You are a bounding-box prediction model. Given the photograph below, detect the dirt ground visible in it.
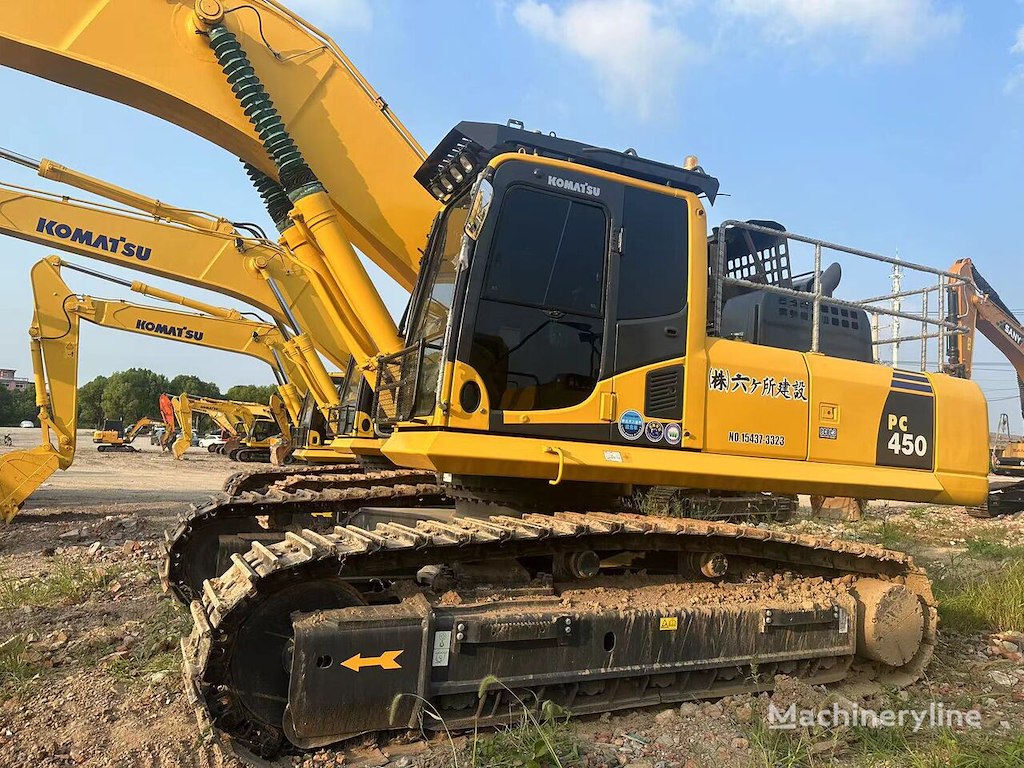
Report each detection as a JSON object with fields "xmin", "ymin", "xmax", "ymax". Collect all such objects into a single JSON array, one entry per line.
[{"xmin": 1, "ymin": 427, "xmax": 1023, "ymax": 768}]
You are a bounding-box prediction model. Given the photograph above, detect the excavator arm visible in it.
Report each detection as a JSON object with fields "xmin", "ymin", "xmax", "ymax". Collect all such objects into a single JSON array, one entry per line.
[
  {"xmin": 947, "ymin": 258, "xmax": 1024, "ymax": 416},
  {"xmin": 171, "ymin": 395, "xmax": 244, "ymax": 460},
  {"xmin": 0, "ymin": 0, "xmax": 435, "ymax": 289},
  {"xmin": 0, "ymin": 259, "xmax": 83, "ymax": 521},
  {"xmin": 0, "ymin": 256, "xmax": 307, "ymax": 520},
  {"xmin": 123, "ymin": 417, "xmax": 162, "ymax": 444},
  {"xmin": 0, "ymin": 160, "xmax": 347, "ymax": 409}
]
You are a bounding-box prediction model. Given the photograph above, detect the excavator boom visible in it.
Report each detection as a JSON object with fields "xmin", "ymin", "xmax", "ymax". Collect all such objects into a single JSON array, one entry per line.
[
  {"xmin": 947, "ymin": 258, "xmax": 1024, "ymax": 491},
  {"xmin": 0, "ymin": 257, "xmax": 306, "ymax": 519},
  {"xmin": 0, "ymin": 175, "xmax": 350, "ymax": 374},
  {"xmin": 0, "ymin": 0, "xmax": 435, "ymax": 289}
]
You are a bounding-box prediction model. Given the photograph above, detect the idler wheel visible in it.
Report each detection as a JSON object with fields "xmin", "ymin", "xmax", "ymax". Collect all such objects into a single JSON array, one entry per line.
[{"xmin": 851, "ymin": 578, "xmax": 924, "ymax": 667}]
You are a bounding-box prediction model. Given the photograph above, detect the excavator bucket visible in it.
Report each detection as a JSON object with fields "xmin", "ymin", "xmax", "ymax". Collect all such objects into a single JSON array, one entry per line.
[{"xmin": 0, "ymin": 445, "xmax": 60, "ymax": 523}]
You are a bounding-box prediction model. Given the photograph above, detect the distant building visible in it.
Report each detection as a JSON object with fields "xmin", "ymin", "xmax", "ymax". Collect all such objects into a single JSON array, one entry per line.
[{"xmin": 0, "ymin": 369, "xmax": 32, "ymax": 392}]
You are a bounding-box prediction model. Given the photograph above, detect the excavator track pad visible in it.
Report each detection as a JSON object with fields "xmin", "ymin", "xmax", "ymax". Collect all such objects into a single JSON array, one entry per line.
[
  {"xmin": 181, "ymin": 507, "xmax": 936, "ymax": 758},
  {"xmin": 162, "ymin": 469, "xmax": 446, "ymax": 602}
]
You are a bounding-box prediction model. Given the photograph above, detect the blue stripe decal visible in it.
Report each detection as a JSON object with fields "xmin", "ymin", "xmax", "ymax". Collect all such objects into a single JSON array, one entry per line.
[
  {"xmin": 893, "ymin": 371, "xmax": 929, "ymax": 382},
  {"xmin": 892, "ymin": 382, "xmax": 934, "ymax": 394}
]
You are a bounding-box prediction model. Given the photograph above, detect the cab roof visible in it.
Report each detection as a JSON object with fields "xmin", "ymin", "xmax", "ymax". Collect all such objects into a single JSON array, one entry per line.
[{"xmin": 417, "ymin": 121, "xmax": 720, "ymax": 204}]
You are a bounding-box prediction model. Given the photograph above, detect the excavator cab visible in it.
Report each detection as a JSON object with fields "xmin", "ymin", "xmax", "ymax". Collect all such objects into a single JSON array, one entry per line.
[
  {"xmin": 376, "ymin": 121, "xmax": 987, "ymax": 507},
  {"xmin": 94, "ymin": 419, "xmax": 125, "ymax": 442}
]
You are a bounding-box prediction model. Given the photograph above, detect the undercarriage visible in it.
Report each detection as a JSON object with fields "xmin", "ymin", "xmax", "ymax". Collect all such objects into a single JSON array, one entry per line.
[
  {"xmin": 162, "ymin": 466, "xmax": 800, "ymax": 602},
  {"xmin": 180, "ymin": 502, "xmax": 935, "ymax": 758}
]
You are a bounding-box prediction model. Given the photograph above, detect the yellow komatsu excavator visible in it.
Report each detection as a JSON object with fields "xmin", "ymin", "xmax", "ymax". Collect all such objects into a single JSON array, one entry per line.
[
  {"xmin": 0, "ymin": 256, "xmax": 309, "ymax": 522},
  {"xmin": 92, "ymin": 415, "xmax": 163, "ymax": 453},
  {"xmin": 169, "ymin": 393, "xmax": 240, "ymax": 459},
  {"xmin": 0, "ymin": 150, "xmax": 350, "ymax": 432},
  {"xmin": 170, "ymin": 393, "xmax": 288, "ymax": 463},
  {"xmin": 0, "ymin": 150, "xmax": 407, "ymax": 473},
  {"xmin": 1, "ymin": 1, "xmax": 992, "ymax": 756}
]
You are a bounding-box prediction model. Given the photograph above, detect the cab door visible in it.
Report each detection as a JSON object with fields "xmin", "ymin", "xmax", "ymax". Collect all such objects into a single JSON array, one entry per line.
[
  {"xmin": 460, "ymin": 168, "xmax": 612, "ymax": 441},
  {"xmin": 607, "ymin": 185, "xmax": 690, "ymax": 447}
]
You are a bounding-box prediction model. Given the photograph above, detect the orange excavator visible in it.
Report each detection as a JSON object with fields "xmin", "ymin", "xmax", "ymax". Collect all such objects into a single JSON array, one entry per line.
[{"xmin": 947, "ymin": 258, "xmax": 1024, "ymax": 513}]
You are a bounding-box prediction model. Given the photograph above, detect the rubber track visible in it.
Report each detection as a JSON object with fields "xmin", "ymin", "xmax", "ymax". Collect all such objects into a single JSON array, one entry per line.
[
  {"xmin": 181, "ymin": 509, "xmax": 937, "ymax": 758},
  {"xmin": 162, "ymin": 469, "xmax": 443, "ymax": 602}
]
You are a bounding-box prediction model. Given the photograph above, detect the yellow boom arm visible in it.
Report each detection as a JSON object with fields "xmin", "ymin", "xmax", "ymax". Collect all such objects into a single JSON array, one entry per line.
[
  {"xmin": 0, "ymin": 0, "xmax": 435, "ymax": 289},
  {"xmin": 0, "ymin": 257, "xmax": 305, "ymax": 521},
  {"xmin": 170, "ymin": 393, "xmax": 279, "ymax": 459},
  {"xmin": 0, "ymin": 167, "xmax": 345, "ymax": 409}
]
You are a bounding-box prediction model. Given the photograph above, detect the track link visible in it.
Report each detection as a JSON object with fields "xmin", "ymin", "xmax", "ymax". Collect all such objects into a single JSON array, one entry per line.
[
  {"xmin": 182, "ymin": 509, "xmax": 937, "ymax": 759},
  {"xmin": 222, "ymin": 464, "xmax": 361, "ymax": 496},
  {"xmin": 162, "ymin": 469, "xmax": 445, "ymax": 602}
]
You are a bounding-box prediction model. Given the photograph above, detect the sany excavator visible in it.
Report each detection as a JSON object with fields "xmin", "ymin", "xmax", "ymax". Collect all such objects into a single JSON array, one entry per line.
[
  {"xmin": 946, "ymin": 258, "xmax": 1024, "ymax": 514},
  {"xmin": 0, "ymin": 256, "xmax": 308, "ymax": 521},
  {"xmin": 170, "ymin": 393, "xmax": 289, "ymax": 463},
  {"xmin": 1, "ymin": 0, "xmax": 991, "ymax": 757},
  {"xmin": 93, "ymin": 415, "xmax": 163, "ymax": 453}
]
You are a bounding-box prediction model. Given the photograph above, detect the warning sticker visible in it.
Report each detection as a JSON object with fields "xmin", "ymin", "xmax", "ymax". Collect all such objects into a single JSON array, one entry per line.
[{"xmin": 659, "ymin": 617, "xmax": 679, "ymax": 631}]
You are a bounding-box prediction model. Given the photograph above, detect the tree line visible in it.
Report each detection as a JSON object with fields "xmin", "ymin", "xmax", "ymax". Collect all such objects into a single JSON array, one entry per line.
[{"xmin": 0, "ymin": 368, "xmax": 277, "ymax": 426}]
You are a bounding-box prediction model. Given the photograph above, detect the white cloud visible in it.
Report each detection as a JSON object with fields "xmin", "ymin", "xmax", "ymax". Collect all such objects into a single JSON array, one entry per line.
[
  {"xmin": 288, "ymin": 0, "xmax": 372, "ymax": 31},
  {"xmin": 1008, "ymin": 25, "xmax": 1024, "ymax": 94},
  {"xmin": 718, "ymin": 0, "xmax": 962, "ymax": 58},
  {"xmin": 513, "ymin": 0, "xmax": 693, "ymax": 119}
]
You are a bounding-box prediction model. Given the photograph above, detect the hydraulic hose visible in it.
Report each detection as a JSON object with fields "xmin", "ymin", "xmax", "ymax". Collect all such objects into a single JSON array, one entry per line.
[
  {"xmin": 206, "ymin": 24, "xmax": 321, "ymax": 199},
  {"xmin": 243, "ymin": 162, "xmax": 293, "ymax": 232}
]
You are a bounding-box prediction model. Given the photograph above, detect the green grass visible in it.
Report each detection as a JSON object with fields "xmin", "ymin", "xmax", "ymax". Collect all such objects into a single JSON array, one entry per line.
[
  {"xmin": 0, "ymin": 559, "xmax": 122, "ymax": 610},
  {"xmin": 101, "ymin": 598, "xmax": 189, "ymax": 683},
  {"xmin": 748, "ymin": 720, "xmax": 822, "ymax": 767},
  {"xmin": 749, "ymin": 718, "xmax": 1024, "ymax": 768},
  {"xmin": 0, "ymin": 635, "xmax": 39, "ymax": 693},
  {"xmin": 469, "ymin": 679, "xmax": 581, "ymax": 768},
  {"xmin": 963, "ymin": 538, "xmax": 1024, "ymax": 561},
  {"xmin": 471, "ymin": 712, "xmax": 581, "ymax": 768},
  {"xmin": 859, "ymin": 519, "xmax": 914, "ymax": 550},
  {"xmin": 936, "ymin": 559, "xmax": 1024, "ymax": 634},
  {"xmin": 880, "ymin": 731, "xmax": 1024, "ymax": 768}
]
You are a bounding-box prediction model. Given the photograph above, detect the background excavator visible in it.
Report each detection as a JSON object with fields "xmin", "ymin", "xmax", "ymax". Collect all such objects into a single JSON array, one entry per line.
[
  {"xmin": 0, "ymin": 151, "xmax": 402, "ymax": 471},
  {"xmin": 92, "ymin": 415, "xmax": 162, "ymax": 453},
  {"xmin": 946, "ymin": 257, "xmax": 1024, "ymax": 514},
  {"xmin": 0, "ymin": 0, "xmax": 994, "ymax": 757},
  {"xmin": 0, "ymin": 256, "xmax": 310, "ymax": 522},
  {"xmin": 170, "ymin": 393, "xmax": 289, "ymax": 463}
]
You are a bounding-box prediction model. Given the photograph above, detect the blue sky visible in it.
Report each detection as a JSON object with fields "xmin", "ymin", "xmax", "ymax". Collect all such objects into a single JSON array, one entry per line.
[{"xmin": 0, "ymin": 0, "xmax": 1022, "ymax": 428}]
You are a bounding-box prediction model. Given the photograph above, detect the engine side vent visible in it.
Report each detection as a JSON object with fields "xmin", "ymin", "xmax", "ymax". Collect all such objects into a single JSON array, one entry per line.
[{"xmin": 644, "ymin": 366, "xmax": 683, "ymax": 420}]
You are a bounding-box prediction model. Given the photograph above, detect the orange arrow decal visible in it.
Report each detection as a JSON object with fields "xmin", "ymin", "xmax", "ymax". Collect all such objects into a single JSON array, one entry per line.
[{"xmin": 340, "ymin": 650, "xmax": 404, "ymax": 672}]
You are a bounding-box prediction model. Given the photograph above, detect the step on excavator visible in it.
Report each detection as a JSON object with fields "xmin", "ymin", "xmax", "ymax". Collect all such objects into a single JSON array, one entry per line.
[
  {"xmin": 0, "ymin": 256, "xmax": 310, "ymax": 522},
  {"xmin": 0, "ymin": 1, "xmax": 993, "ymax": 757}
]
